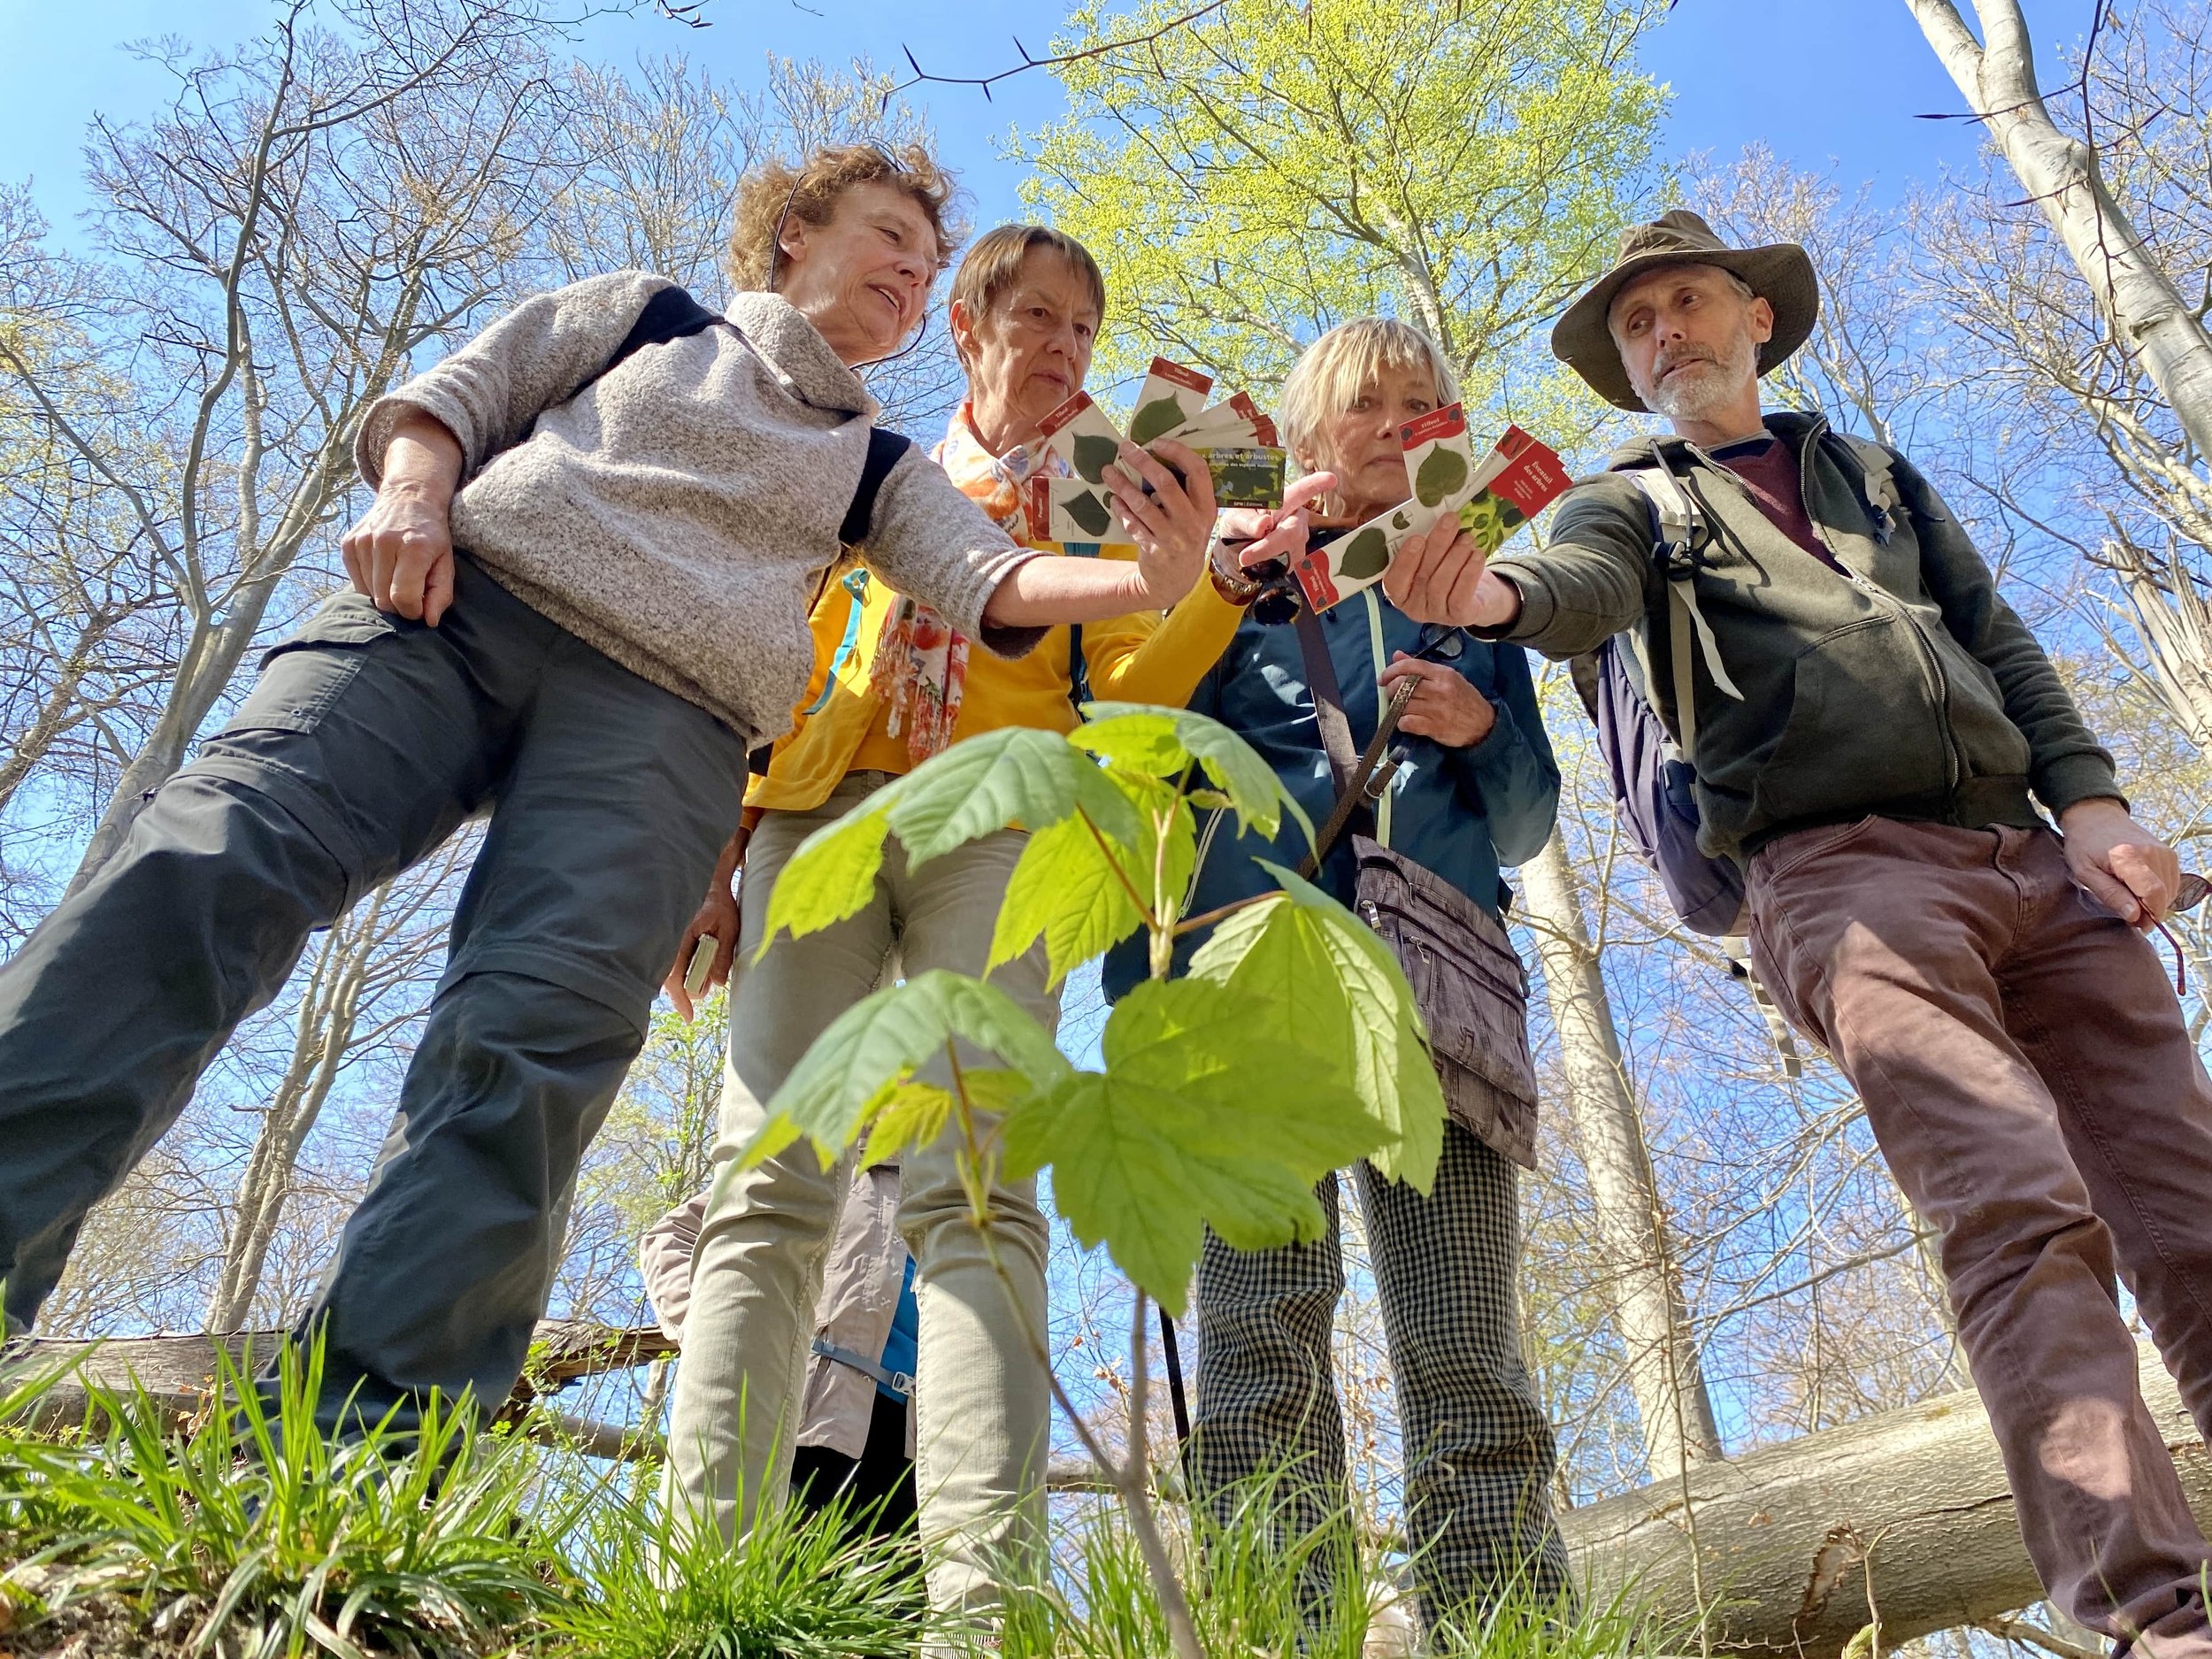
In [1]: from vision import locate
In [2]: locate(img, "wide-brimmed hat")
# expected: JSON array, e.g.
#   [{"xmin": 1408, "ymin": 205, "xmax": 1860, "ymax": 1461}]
[{"xmin": 1551, "ymin": 209, "xmax": 1820, "ymax": 412}]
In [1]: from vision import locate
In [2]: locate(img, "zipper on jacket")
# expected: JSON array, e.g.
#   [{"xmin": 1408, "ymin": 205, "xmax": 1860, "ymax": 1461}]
[
  {"xmin": 1793, "ymin": 419, "xmax": 1963, "ymax": 795},
  {"xmin": 1673, "ymin": 421, "xmax": 1966, "ymax": 797}
]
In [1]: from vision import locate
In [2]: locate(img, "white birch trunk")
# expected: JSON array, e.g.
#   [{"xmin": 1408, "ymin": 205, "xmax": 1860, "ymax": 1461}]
[
  {"xmin": 1903, "ymin": 0, "xmax": 2212, "ymax": 464},
  {"xmin": 1517, "ymin": 832, "xmax": 1724, "ymax": 1478}
]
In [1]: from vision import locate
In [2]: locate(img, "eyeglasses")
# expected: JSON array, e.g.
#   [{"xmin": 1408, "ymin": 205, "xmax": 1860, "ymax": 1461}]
[
  {"xmin": 2155, "ymin": 872, "xmax": 2209, "ymax": 995},
  {"xmin": 1409, "ymin": 622, "xmax": 1467, "ymax": 662}
]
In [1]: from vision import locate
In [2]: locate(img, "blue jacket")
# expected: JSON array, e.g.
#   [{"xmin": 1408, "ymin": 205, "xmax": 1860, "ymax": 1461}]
[{"xmin": 1104, "ymin": 588, "xmax": 1560, "ymax": 999}]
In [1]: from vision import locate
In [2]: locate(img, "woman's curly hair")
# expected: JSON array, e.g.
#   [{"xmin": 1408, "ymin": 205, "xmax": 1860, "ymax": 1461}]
[{"xmin": 726, "ymin": 142, "xmax": 964, "ymax": 293}]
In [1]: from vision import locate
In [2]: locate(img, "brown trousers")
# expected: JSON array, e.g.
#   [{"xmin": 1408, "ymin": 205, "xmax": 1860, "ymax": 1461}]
[{"xmin": 1748, "ymin": 817, "xmax": 2212, "ymax": 1655}]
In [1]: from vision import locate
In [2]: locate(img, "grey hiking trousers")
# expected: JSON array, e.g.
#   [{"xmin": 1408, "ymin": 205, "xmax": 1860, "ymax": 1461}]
[{"xmin": 0, "ymin": 557, "xmax": 745, "ymax": 1432}]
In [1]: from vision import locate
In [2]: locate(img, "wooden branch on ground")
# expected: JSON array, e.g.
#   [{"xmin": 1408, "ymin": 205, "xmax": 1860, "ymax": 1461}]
[
  {"xmin": 3, "ymin": 1321, "xmax": 677, "ymax": 1435},
  {"xmin": 1559, "ymin": 1340, "xmax": 2209, "ymax": 1659},
  {"xmin": 2, "ymin": 1326, "xmax": 1151, "ymax": 1491}
]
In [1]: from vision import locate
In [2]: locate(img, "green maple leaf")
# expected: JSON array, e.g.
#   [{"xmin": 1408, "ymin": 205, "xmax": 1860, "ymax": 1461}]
[
  {"xmin": 1002, "ymin": 977, "xmax": 1382, "ymax": 1312},
  {"xmin": 749, "ymin": 970, "xmax": 1067, "ymax": 1168},
  {"xmin": 1192, "ymin": 865, "xmax": 1446, "ymax": 1193},
  {"xmin": 988, "ymin": 813, "xmax": 1146, "ymax": 987},
  {"xmin": 1077, "ymin": 704, "xmax": 1308, "ymax": 846}
]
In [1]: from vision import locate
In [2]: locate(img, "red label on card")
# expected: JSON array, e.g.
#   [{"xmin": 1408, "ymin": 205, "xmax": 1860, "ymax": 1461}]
[
  {"xmin": 1400, "ymin": 403, "xmax": 1468, "ymax": 449},
  {"xmin": 1486, "ymin": 426, "xmax": 1571, "ymax": 516},
  {"xmin": 1225, "ymin": 391, "xmax": 1279, "ymax": 447},
  {"xmin": 1294, "ymin": 550, "xmax": 1342, "ymax": 611},
  {"xmin": 1147, "ymin": 357, "xmax": 1213, "ymax": 395},
  {"xmin": 1036, "ymin": 391, "xmax": 1099, "ymax": 440}
]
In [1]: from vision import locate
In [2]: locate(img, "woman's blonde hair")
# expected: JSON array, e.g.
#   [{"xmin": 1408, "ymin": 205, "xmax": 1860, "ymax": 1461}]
[
  {"xmin": 1278, "ymin": 317, "xmax": 1460, "ymax": 473},
  {"xmin": 725, "ymin": 142, "xmax": 964, "ymax": 293}
]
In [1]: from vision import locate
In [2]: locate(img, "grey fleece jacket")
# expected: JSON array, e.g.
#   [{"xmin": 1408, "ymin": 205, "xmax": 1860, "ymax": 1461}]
[{"xmin": 357, "ymin": 273, "xmax": 1041, "ymax": 746}]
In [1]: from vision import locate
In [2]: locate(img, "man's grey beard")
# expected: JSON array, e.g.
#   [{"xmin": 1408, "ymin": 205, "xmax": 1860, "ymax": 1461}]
[{"xmin": 1641, "ymin": 326, "xmax": 1758, "ymax": 419}]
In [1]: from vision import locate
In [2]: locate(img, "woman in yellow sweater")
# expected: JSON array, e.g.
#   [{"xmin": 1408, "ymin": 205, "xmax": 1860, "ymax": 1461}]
[{"xmin": 657, "ymin": 221, "xmax": 1245, "ymax": 1624}]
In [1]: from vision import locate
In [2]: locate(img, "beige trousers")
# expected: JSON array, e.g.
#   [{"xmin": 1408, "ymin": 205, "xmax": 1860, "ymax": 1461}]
[{"xmin": 661, "ymin": 772, "xmax": 1056, "ymax": 1620}]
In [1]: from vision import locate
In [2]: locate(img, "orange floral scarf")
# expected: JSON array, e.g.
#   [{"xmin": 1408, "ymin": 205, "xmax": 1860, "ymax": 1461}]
[{"xmin": 867, "ymin": 403, "xmax": 1059, "ymax": 764}]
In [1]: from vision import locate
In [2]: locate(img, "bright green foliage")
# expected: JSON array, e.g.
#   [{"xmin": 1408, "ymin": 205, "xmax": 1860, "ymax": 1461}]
[
  {"xmin": 993, "ymin": 1462, "xmax": 1657, "ymax": 1658},
  {"xmin": 553, "ymin": 1464, "xmax": 926, "ymax": 1659},
  {"xmin": 1019, "ymin": 0, "xmax": 1671, "ymax": 422},
  {"xmin": 1075, "ymin": 703, "xmax": 1307, "ymax": 843},
  {"xmin": 749, "ymin": 703, "xmax": 1443, "ymax": 1313},
  {"xmin": 1195, "ymin": 863, "xmax": 1445, "ymax": 1188},
  {"xmin": 743, "ymin": 970, "xmax": 1073, "ymax": 1171},
  {"xmin": 757, "ymin": 726, "xmax": 1141, "ymax": 949},
  {"xmin": 0, "ymin": 1343, "xmax": 559, "ymax": 1658},
  {"xmin": 1005, "ymin": 977, "xmax": 1390, "ymax": 1313}
]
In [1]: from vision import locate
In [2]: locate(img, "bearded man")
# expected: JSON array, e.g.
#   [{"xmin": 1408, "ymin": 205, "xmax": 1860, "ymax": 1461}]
[{"xmin": 1359, "ymin": 210, "xmax": 2212, "ymax": 1657}]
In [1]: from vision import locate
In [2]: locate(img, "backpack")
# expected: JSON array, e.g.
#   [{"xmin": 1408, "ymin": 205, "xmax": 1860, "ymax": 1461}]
[
  {"xmin": 1578, "ymin": 432, "xmax": 1901, "ymax": 1076},
  {"xmin": 564, "ymin": 282, "xmax": 915, "ymax": 553},
  {"xmin": 566, "ymin": 284, "xmax": 915, "ymax": 768}
]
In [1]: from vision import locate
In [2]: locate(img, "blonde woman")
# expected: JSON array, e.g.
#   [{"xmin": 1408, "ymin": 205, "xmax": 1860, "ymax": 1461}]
[
  {"xmin": 656, "ymin": 219, "xmax": 1270, "ymax": 1623},
  {"xmin": 1111, "ymin": 318, "xmax": 1570, "ymax": 1634}
]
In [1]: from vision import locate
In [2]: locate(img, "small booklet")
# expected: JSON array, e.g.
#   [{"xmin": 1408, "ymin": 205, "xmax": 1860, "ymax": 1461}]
[{"xmin": 1035, "ymin": 363, "xmax": 1288, "ymax": 548}]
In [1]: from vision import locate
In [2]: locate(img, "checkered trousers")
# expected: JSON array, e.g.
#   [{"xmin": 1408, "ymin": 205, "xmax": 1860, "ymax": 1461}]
[{"xmin": 1186, "ymin": 1120, "xmax": 1573, "ymax": 1629}]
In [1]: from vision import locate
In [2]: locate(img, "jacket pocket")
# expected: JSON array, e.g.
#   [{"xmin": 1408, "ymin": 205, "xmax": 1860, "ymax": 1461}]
[
  {"xmin": 216, "ymin": 591, "xmax": 401, "ymax": 737},
  {"xmin": 1743, "ymin": 614, "xmax": 1950, "ymax": 828},
  {"xmin": 1919, "ymin": 622, "xmax": 2033, "ymax": 779}
]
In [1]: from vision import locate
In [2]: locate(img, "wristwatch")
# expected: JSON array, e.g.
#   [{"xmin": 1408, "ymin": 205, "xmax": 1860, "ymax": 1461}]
[{"xmin": 1206, "ymin": 536, "xmax": 1265, "ymax": 606}]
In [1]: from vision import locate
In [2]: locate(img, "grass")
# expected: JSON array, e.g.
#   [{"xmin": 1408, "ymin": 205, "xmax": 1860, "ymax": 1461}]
[{"xmin": 0, "ymin": 1345, "xmax": 1656, "ymax": 1658}]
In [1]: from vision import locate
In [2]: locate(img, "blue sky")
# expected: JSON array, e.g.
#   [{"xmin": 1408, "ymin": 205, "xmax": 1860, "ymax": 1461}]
[{"xmin": 0, "ymin": 0, "xmax": 2106, "ymax": 249}]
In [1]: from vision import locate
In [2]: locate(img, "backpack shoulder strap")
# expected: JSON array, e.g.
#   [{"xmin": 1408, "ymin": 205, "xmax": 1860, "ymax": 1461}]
[
  {"xmin": 839, "ymin": 427, "xmax": 914, "ymax": 549},
  {"xmin": 526, "ymin": 282, "xmax": 723, "ymax": 442},
  {"xmin": 1621, "ymin": 456, "xmax": 1706, "ymax": 566},
  {"xmin": 1830, "ymin": 431, "xmax": 1904, "ymax": 537},
  {"xmin": 1618, "ymin": 454, "xmax": 1742, "ymax": 753},
  {"xmin": 603, "ymin": 284, "xmax": 723, "ymax": 380}
]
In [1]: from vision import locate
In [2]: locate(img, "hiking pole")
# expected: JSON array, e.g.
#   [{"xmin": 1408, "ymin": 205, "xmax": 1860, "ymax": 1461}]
[{"xmin": 1159, "ymin": 1305, "xmax": 1191, "ymax": 1454}]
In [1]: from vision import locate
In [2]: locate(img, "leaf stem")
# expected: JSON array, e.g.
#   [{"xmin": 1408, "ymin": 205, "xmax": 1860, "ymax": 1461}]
[
  {"xmin": 1075, "ymin": 806, "xmax": 1157, "ymax": 927},
  {"xmin": 1172, "ymin": 890, "xmax": 1278, "ymax": 938}
]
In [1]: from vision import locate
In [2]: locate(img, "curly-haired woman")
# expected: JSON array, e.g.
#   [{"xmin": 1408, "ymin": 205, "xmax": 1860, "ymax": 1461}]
[{"xmin": 0, "ymin": 144, "xmax": 1291, "ymax": 1445}]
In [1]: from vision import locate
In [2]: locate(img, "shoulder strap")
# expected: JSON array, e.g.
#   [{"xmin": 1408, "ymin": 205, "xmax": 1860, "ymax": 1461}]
[
  {"xmin": 1622, "ymin": 455, "xmax": 1743, "ymax": 754},
  {"xmin": 1831, "ymin": 432, "xmax": 1903, "ymax": 534},
  {"xmin": 603, "ymin": 284, "xmax": 723, "ymax": 380},
  {"xmin": 526, "ymin": 283, "xmax": 723, "ymax": 442},
  {"xmin": 839, "ymin": 427, "xmax": 914, "ymax": 549},
  {"xmin": 1291, "ymin": 605, "xmax": 1417, "ymax": 879},
  {"xmin": 1624, "ymin": 453, "xmax": 1706, "ymax": 565}
]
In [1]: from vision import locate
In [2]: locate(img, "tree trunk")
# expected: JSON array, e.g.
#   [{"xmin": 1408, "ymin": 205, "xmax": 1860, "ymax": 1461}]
[
  {"xmin": 1561, "ymin": 1340, "xmax": 2208, "ymax": 1659},
  {"xmin": 1903, "ymin": 0, "xmax": 2212, "ymax": 464},
  {"xmin": 2103, "ymin": 533, "xmax": 2212, "ymax": 750},
  {"xmin": 1517, "ymin": 832, "xmax": 1725, "ymax": 1479},
  {"xmin": 204, "ymin": 886, "xmax": 392, "ymax": 1333}
]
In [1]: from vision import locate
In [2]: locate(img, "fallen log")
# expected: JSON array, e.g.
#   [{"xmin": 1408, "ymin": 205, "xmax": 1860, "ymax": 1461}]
[
  {"xmin": 1558, "ymin": 1341, "xmax": 2210, "ymax": 1658},
  {"xmin": 17, "ymin": 1327, "xmax": 2206, "ymax": 1655},
  {"xmin": 2, "ymin": 1320, "xmax": 677, "ymax": 1435}
]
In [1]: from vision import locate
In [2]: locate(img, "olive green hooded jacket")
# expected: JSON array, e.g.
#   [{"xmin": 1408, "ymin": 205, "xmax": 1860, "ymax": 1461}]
[{"xmin": 1486, "ymin": 411, "xmax": 2119, "ymax": 860}]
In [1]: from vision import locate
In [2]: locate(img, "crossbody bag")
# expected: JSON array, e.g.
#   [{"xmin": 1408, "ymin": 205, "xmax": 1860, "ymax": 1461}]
[{"xmin": 1291, "ymin": 606, "xmax": 1540, "ymax": 1171}]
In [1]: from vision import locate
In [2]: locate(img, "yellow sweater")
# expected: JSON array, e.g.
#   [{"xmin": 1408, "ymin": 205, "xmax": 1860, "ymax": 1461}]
[{"xmin": 748, "ymin": 544, "xmax": 1244, "ymax": 813}]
